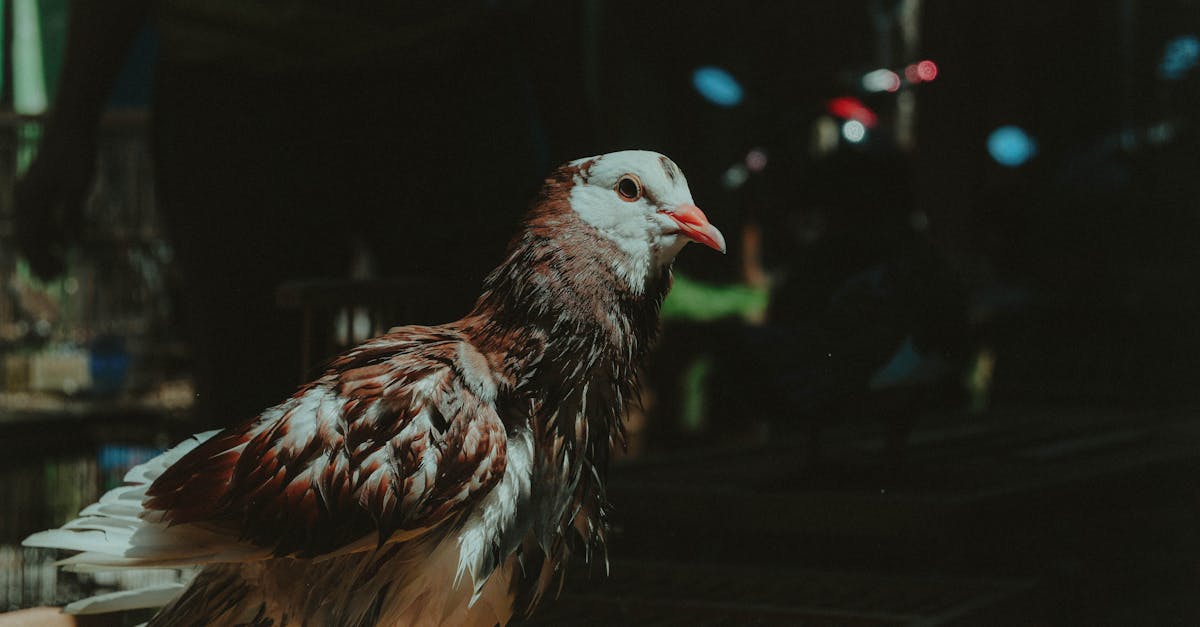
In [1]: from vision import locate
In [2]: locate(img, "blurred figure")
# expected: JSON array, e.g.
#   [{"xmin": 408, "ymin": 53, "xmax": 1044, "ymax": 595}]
[
  {"xmin": 726, "ymin": 149, "xmax": 968, "ymax": 464},
  {"xmin": 14, "ymin": 1, "xmax": 591, "ymax": 425}
]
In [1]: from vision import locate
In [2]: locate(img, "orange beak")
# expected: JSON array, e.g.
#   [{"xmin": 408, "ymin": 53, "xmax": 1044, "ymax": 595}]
[{"xmin": 663, "ymin": 203, "xmax": 726, "ymax": 254}]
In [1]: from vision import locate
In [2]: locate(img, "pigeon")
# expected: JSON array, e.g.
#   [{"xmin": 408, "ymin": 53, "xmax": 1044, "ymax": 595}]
[{"xmin": 24, "ymin": 150, "xmax": 725, "ymax": 626}]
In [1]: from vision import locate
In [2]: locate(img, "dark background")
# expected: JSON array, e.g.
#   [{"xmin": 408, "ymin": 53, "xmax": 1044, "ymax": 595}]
[{"xmin": 2, "ymin": 1, "xmax": 1199, "ymax": 624}]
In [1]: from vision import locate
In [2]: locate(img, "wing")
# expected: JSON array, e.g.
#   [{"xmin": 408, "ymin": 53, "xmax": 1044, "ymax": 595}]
[{"xmin": 145, "ymin": 326, "xmax": 509, "ymax": 558}]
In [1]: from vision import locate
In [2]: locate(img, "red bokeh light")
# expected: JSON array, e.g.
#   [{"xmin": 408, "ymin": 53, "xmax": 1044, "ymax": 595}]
[
  {"xmin": 826, "ymin": 97, "xmax": 879, "ymax": 128},
  {"xmin": 904, "ymin": 64, "xmax": 922, "ymax": 83},
  {"xmin": 917, "ymin": 60, "xmax": 938, "ymax": 81}
]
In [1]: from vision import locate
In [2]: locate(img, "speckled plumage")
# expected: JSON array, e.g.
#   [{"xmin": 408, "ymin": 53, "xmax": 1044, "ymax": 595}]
[{"xmin": 24, "ymin": 151, "xmax": 723, "ymax": 626}]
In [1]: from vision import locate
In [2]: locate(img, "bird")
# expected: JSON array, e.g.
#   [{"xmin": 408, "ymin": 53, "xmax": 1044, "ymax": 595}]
[{"xmin": 24, "ymin": 150, "xmax": 725, "ymax": 626}]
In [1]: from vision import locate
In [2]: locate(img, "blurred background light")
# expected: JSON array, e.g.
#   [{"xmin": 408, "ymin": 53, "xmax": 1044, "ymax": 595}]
[
  {"xmin": 1146, "ymin": 121, "xmax": 1176, "ymax": 146},
  {"xmin": 841, "ymin": 119, "xmax": 867, "ymax": 143},
  {"xmin": 904, "ymin": 63, "xmax": 922, "ymax": 83},
  {"xmin": 812, "ymin": 116, "xmax": 840, "ymax": 154},
  {"xmin": 692, "ymin": 66, "xmax": 744, "ymax": 107},
  {"xmin": 916, "ymin": 59, "xmax": 939, "ymax": 81},
  {"xmin": 826, "ymin": 96, "xmax": 878, "ymax": 127},
  {"xmin": 745, "ymin": 148, "xmax": 768, "ymax": 172},
  {"xmin": 987, "ymin": 125, "xmax": 1037, "ymax": 167},
  {"xmin": 721, "ymin": 163, "xmax": 750, "ymax": 190},
  {"xmin": 12, "ymin": 0, "xmax": 49, "ymax": 114},
  {"xmin": 1159, "ymin": 35, "xmax": 1199, "ymax": 80},
  {"xmin": 862, "ymin": 68, "xmax": 902, "ymax": 93}
]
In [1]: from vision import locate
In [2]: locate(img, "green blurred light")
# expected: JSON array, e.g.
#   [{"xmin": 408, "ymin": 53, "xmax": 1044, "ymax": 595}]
[
  {"xmin": 13, "ymin": 0, "xmax": 48, "ymax": 114},
  {"xmin": 661, "ymin": 273, "xmax": 769, "ymax": 322}
]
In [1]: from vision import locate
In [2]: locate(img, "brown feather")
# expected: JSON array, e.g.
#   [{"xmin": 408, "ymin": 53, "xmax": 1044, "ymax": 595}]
[{"xmin": 147, "ymin": 326, "xmax": 509, "ymax": 558}]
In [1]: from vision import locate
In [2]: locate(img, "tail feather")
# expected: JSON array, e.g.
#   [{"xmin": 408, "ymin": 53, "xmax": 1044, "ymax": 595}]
[
  {"xmin": 64, "ymin": 583, "xmax": 188, "ymax": 615},
  {"xmin": 77, "ymin": 500, "xmax": 143, "ymax": 522},
  {"xmin": 122, "ymin": 430, "xmax": 219, "ymax": 485},
  {"xmin": 20, "ymin": 430, "xmax": 257, "ymax": 615},
  {"xmin": 24, "ymin": 528, "xmax": 134, "ymax": 556}
]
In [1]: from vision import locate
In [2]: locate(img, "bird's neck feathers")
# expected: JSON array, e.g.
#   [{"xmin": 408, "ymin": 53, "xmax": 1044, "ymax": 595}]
[{"xmin": 464, "ymin": 164, "xmax": 672, "ymax": 390}]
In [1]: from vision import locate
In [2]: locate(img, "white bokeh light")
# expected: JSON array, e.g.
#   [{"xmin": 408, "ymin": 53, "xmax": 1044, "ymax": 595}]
[{"xmin": 841, "ymin": 120, "xmax": 867, "ymax": 143}]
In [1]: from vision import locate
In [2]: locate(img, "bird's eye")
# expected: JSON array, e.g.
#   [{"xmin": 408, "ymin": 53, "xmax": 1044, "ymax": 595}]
[{"xmin": 616, "ymin": 175, "xmax": 642, "ymax": 201}]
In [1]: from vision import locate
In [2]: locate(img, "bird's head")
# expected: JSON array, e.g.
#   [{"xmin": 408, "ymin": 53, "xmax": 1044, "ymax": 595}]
[{"xmin": 553, "ymin": 150, "xmax": 725, "ymax": 293}]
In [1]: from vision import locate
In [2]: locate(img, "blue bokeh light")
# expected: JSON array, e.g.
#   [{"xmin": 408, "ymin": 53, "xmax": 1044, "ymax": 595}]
[
  {"xmin": 987, "ymin": 126, "xmax": 1037, "ymax": 167},
  {"xmin": 1159, "ymin": 35, "xmax": 1200, "ymax": 80},
  {"xmin": 692, "ymin": 66, "xmax": 744, "ymax": 107}
]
